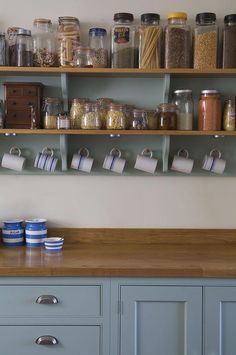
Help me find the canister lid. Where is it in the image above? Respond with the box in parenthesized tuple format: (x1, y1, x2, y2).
(167, 12, 187, 20)
(17, 28, 31, 36)
(89, 28, 107, 36)
(224, 14, 236, 24)
(201, 89, 220, 94)
(196, 12, 216, 24)
(3, 219, 23, 224)
(33, 18, 52, 25)
(114, 13, 134, 22)
(141, 13, 160, 23)
(25, 218, 47, 223)
(58, 16, 79, 23)
(174, 89, 192, 94)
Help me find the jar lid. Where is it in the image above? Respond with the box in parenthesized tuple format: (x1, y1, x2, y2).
(0, 31, 5, 37)
(114, 13, 134, 22)
(33, 18, 52, 25)
(25, 218, 47, 223)
(158, 103, 177, 111)
(196, 12, 216, 24)
(109, 103, 125, 110)
(58, 16, 79, 23)
(201, 89, 220, 94)
(44, 97, 63, 103)
(89, 28, 107, 36)
(174, 89, 192, 94)
(141, 13, 160, 23)
(76, 46, 95, 53)
(3, 219, 23, 224)
(224, 14, 236, 24)
(167, 12, 187, 20)
(133, 109, 146, 113)
(72, 98, 89, 103)
(17, 28, 31, 36)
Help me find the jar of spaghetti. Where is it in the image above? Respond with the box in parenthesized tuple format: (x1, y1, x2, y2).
(57, 16, 80, 66)
(198, 90, 221, 130)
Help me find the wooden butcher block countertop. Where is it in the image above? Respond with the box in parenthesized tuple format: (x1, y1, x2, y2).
(0, 228, 236, 277)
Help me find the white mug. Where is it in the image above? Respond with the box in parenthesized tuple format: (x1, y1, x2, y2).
(1, 147, 26, 172)
(171, 148, 194, 174)
(103, 148, 126, 174)
(34, 147, 58, 173)
(134, 148, 158, 174)
(202, 149, 226, 174)
(71, 148, 94, 173)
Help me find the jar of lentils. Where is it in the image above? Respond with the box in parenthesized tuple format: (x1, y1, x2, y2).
(198, 90, 221, 130)
(157, 103, 177, 130)
(70, 98, 88, 129)
(130, 109, 148, 129)
(81, 103, 101, 129)
(106, 104, 127, 129)
(43, 97, 63, 129)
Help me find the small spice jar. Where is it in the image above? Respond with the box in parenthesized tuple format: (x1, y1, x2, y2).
(106, 104, 127, 129)
(96, 97, 113, 128)
(193, 13, 218, 69)
(57, 112, 70, 129)
(157, 103, 177, 130)
(222, 14, 236, 68)
(42, 97, 63, 129)
(0, 32, 7, 65)
(70, 98, 89, 129)
(130, 109, 148, 129)
(81, 103, 101, 129)
(164, 12, 191, 68)
(139, 13, 162, 69)
(89, 28, 108, 68)
(16, 29, 33, 67)
(74, 47, 95, 67)
(223, 99, 235, 131)
(172, 89, 194, 130)
(198, 90, 221, 130)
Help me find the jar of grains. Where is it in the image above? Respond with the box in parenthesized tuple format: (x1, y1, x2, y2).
(139, 13, 162, 69)
(172, 89, 194, 130)
(0, 32, 7, 65)
(111, 12, 136, 68)
(130, 109, 148, 129)
(164, 12, 191, 68)
(198, 90, 221, 130)
(70, 98, 89, 129)
(16, 29, 33, 67)
(157, 103, 177, 130)
(57, 16, 80, 67)
(89, 28, 108, 68)
(106, 104, 127, 129)
(146, 110, 158, 129)
(74, 47, 95, 67)
(96, 97, 113, 128)
(32, 18, 57, 67)
(223, 99, 235, 131)
(194, 13, 218, 69)
(42, 97, 63, 129)
(222, 14, 236, 68)
(81, 102, 101, 129)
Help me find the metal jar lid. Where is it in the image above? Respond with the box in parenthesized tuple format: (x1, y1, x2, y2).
(89, 28, 107, 36)
(196, 12, 216, 24)
(174, 89, 192, 94)
(201, 89, 220, 94)
(224, 14, 236, 24)
(141, 13, 160, 23)
(17, 28, 31, 36)
(114, 13, 134, 22)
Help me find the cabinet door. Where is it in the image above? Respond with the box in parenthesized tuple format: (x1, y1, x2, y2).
(119, 286, 202, 355)
(205, 287, 236, 355)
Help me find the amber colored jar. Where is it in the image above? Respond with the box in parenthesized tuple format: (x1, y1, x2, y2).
(198, 90, 221, 130)
(157, 103, 177, 129)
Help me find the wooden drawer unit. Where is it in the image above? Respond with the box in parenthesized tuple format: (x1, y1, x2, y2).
(4, 82, 43, 128)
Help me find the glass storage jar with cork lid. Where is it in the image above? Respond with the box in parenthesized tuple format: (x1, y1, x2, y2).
(106, 104, 127, 129)
(70, 98, 89, 129)
(43, 97, 63, 129)
(81, 103, 101, 129)
(157, 103, 177, 130)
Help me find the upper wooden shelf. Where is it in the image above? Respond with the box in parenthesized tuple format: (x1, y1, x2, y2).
(0, 67, 236, 77)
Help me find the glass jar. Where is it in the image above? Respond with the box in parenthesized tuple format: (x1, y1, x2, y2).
(7, 27, 21, 66)
(111, 12, 136, 68)
(157, 103, 177, 129)
(74, 47, 95, 67)
(222, 14, 236, 68)
(89, 28, 108, 68)
(96, 97, 113, 128)
(0, 100, 4, 128)
(139, 13, 162, 69)
(172, 89, 194, 130)
(106, 104, 127, 129)
(146, 110, 158, 129)
(32, 18, 57, 67)
(57, 112, 70, 129)
(70, 98, 88, 129)
(198, 90, 221, 130)
(57, 16, 80, 67)
(223, 99, 235, 131)
(0, 32, 7, 65)
(16, 29, 33, 67)
(193, 13, 218, 69)
(164, 12, 191, 68)
(81, 103, 101, 129)
(42, 97, 63, 129)
(130, 109, 148, 129)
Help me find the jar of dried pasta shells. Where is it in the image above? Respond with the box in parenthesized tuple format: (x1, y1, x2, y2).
(106, 104, 127, 129)
(70, 98, 89, 129)
(58, 16, 80, 67)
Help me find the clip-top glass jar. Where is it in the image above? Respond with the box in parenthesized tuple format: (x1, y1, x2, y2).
(57, 112, 70, 129)
(89, 28, 108, 68)
(58, 16, 80, 67)
(130, 109, 148, 129)
(16, 29, 33, 67)
(111, 12, 136, 68)
(164, 12, 191, 68)
(96, 97, 113, 128)
(139, 13, 162, 69)
(193, 12, 218, 69)
(81, 103, 101, 129)
(157, 103, 177, 130)
(198, 90, 221, 130)
(106, 104, 127, 129)
(172, 89, 193, 130)
(33, 18, 57, 67)
(74, 47, 95, 67)
(43, 97, 63, 129)
(222, 14, 236, 68)
(70, 98, 89, 129)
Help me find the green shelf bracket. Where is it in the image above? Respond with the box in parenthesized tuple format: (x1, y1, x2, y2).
(60, 134, 68, 171)
(162, 135, 170, 172)
(163, 74, 171, 103)
(61, 73, 69, 112)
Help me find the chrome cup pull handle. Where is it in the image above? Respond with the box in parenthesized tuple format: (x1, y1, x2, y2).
(36, 295, 58, 304)
(35, 335, 58, 345)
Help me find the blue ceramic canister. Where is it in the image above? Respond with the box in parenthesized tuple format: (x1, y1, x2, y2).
(25, 219, 47, 247)
(2, 220, 24, 246)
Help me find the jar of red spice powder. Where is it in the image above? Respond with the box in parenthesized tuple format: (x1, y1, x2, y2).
(198, 90, 221, 130)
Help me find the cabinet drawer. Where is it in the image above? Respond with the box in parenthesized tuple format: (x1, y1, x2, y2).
(23, 86, 38, 96)
(6, 110, 31, 126)
(0, 285, 102, 318)
(7, 97, 38, 109)
(5, 86, 23, 96)
(0, 325, 101, 355)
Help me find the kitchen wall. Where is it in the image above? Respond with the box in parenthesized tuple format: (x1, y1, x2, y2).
(0, 0, 236, 228)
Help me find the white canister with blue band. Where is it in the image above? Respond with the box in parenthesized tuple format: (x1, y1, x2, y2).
(25, 219, 47, 247)
(2, 220, 24, 246)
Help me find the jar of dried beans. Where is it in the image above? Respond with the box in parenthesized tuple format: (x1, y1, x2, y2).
(222, 14, 236, 68)
(198, 90, 221, 130)
(89, 28, 108, 68)
(106, 104, 127, 129)
(164, 12, 191, 68)
(194, 13, 218, 69)
(58, 16, 80, 67)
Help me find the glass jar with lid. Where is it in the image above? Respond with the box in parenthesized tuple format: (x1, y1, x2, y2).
(106, 104, 127, 129)
(222, 14, 236, 68)
(198, 90, 221, 130)
(42, 97, 63, 129)
(32, 18, 57, 67)
(164, 12, 191, 68)
(193, 13, 218, 69)
(157, 103, 177, 130)
(57, 112, 70, 129)
(139, 13, 162, 69)
(7, 27, 21, 66)
(70, 98, 89, 129)
(0, 32, 7, 66)
(172, 89, 194, 130)
(16, 29, 33, 67)
(111, 12, 136, 68)
(81, 103, 101, 129)
(57, 16, 80, 67)
(74, 47, 95, 67)
(130, 109, 148, 129)
(89, 28, 108, 68)
(223, 99, 235, 131)
(96, 97, 113, 128)
(146, 110, 158, 129)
